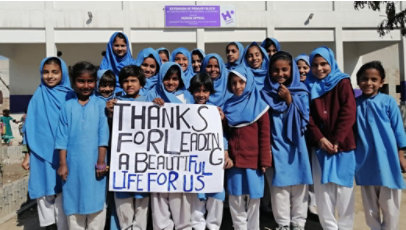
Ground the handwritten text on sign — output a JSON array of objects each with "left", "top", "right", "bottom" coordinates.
[{"left": 109, "top": 102, "right": 224, "bottom": 193}]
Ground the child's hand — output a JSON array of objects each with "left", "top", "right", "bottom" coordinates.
[
  {"left": 21, "top": 153, "right": 30, "bottom": 170},
  {"left": 399, "top": 149, "right": 406, "bottom": 173},
  {"left": 106, "top": 99, "right": 118, "bottom": 116},
  {"left": 58, "top": 164, "right": 69, "bottom": 181},
  {"left": 217, "top": 107, "right": 225, "bottom": 121},
  {"left": 319, "top": 137, "right": 336, "bottom": 154},
  {"left": 223, "top": 151, "right": 233, "bottom": 169},
  {"left": 261, "top": 167, "right": 268, "bottom": 173},
  {"left": 153, "top": 98, "right": 165, "bottom": 106},
  {"left": 278, "top": 85, "right": 292, "bottom": 105},
  {"left": 95, "top": 162, "right": 108, "bottom": 178}
]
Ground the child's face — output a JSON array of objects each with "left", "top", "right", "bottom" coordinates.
[
  {"left": 246, "top": 46, "right": 263, "bottom": 69},
  {"left": 192, "top": 54, "right": 202, "bottom": 73},
  {"left": 266, "top": 44, "right": 278, "bottom": 58},
  {"left": 193, "top": 85, "right": 210, "bottom": 104},
  {"left": 74, "top": 73, "right": 96, "bottom": 98},
  {"left": 297, "top": 60, "right": 310, "bottom": 82},
  {"left": 122, "top": 76, "right": 143, "bottom": 97},
  {"left": 42, "top": 63, "right": 62, "bottom": 87},
  {"left": 357, "top": 68, "right": 384, "bottom": 97},
  {"left": 230, "top": 74, "right": 246, "bottom": 96},
  {"left": 112, "top": 37, "right": 127, "bottom": 57},
  {"left": 174, "top": 53, "right": 189, "bottom": 72},
  {"left": 141, "top": 57, "right": 157, "bottom": 78},
  {"left": 311, "top": 56, "right": 331, "bottom": 80},
  {"left": 226, "top": 44, "right": 239, "bottom": 64},
  {"left": 159, "top": 52, "right": 169, "bottom": 63},
  {"left": 205, "top": 58, "right": 220, "bottom": 79},
  {"left": 98, "top": 84, "right": 115, "bottom": 98},
  {"left": 163, "top": 73, "right": 180, "bottom": 92},
  {"left": 271, "top": 59, "right": 291, "bottom": 85}
]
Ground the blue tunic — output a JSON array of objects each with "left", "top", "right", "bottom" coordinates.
[
  {"left": 355, "top": 93, "right": 406, "bottom": 189},
  {"left": 270, "top": 93, "right": 313, "bottom": 187},
  {"left": 226, "top": 168, "right": 264, "bottom": 199},
  {"left": 55, "top": 95, "right": 110, "bottom": 215}
]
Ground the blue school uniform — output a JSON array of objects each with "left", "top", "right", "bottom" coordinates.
[
  {"left": 25, "top": 57, "right": 72, "bottom": 199},
  {"left": 355, "top": 93, "right": 406, "bottom": 189},
  {"left": 226, "top": 42, "right": 245, "bottom": 70},
  {"left": 100, "top": 32, "right": 135, "bottom": 93},
  {"left": 146, "top": 62, "right": 194, "bottom": 104},
  {"left": 171, "top": 47, "right": 194, "bottom": 88},
  {"left": 201, "top": 53, "right": 232, "bottom": 108},
  {"left": 55, "top": 94, "right": 110, "bottom": 215},
  {"left": 306, "top": 46, "right": 356, "bottom": 187},
  {"left": 243, "top": 42, "right": 270, "bottom": 90},
  {"left": 261, "top": 54, "right": 312, "bottom": 187},
  {"left": 224, "top": 66, "right": 269, "bottom": 199},
  {"left": 134, "top": 48, "right": 162, "bottom": 96}
]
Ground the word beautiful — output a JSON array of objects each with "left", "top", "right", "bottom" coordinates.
[{"left": 109, "top": 102, "right": 224, "bottom": 193}]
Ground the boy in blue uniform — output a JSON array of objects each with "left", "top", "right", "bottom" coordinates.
[
  {"left": 355, "top": 61, "right": 406, "bottom": 230},
  {"left": 56, "top": 61, "right": 109, "bottom": 229}
]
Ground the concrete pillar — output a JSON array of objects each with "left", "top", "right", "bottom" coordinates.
[
  {"left": 196, "top": 28, "right": 205, "bottom": 51},
  {"left": 265, "top": 1, "right": 275, "bottom": 38},
  {"left": 45, "top": 2, "right": 56, "bottom": 57},
  {"left": 334, "top": 27, "right": 344, "bottom": 71},
  {"left": 122, "top": 1, "right": 132, "bottom": 52}
]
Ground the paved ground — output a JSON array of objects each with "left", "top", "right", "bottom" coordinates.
[{"left": 1, "top": 183, "right": 406, "bottom": 230}]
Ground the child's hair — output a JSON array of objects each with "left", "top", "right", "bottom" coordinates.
[
  {"left": 2, "top": 109, "right": 10, "bottom": 116},
  {"left": 114, "top": 32, "right": 127, "bottom": 43},
  {"left": 118, "top": 65, "right": 146, "bottom": 87},
  {"left": 164, "top": 65, "right": 184, "bottom": 89},
  {"left": 191, "top": 50, "right": 204, "bottom": 61},
  {"left": 43, "top": 57, "right": 61, "bottom": 68},
  {"left": 269, "top": 51, "right": 292, "bottom": 69},
  {"left": 356, "top": 60, "right": 386, "bottom": 83},
  {"left": 188, "top": 73, "right": 215, "bottom": 94},
  {"left": 70, "top": 61, "right": 97, "bottom": 83},
  {"left": 99, "top": 70, "right": 116, "bottom": 87},
  {"left": 262, "top": 38, "right": 277, "bottom": 50},
  {"left": 158, "top": 49, "right": 170, "bottom": 60}
]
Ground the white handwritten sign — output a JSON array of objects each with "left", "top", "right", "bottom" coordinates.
[{"left": 109, "top": 101, "right": 224, "bottom": 193}]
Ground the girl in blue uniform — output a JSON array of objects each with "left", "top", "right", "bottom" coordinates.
[
  {"left": 147, "top": 62, "right": 194, "bottom": 230},
  {"left": 225, "top": 42, "right": 244, "bottom": 70},
  {"left": 156, "top": 47, "right": 171, "bottom": 64},
  {"left": 261, "top": 37, "right": 281, "bottom": 59},
  {"left": 134, "top": 47, "right": 162, "bottom": 96},
  {"left": 22, "top": 57, "right": 71, "bottom": 230},
  {"left": 355, "top": 61, "right": 406, "bottom": 230},
  {"left": 96, "top": 69, "right": 116, "bottom": 101},
  {"left": 191, "top": 48, "right": 205, "bottom": 73},
  {"left": 100, "top": 32, "right": 135, "bottom": 94},
  {"left": 261, "top": 51, "right": 312, "bottom": 230},
  {"left": 243, "top": 42, "right": 269, "bottom": 90},
  {"left": 171, "top": 47, "right": 195, "bottom": 89},
  {"left": 56, "top": 61, "right": 109, "bottom": 229},
  {"left": 106, "top": 65, "right": 149, "bottom": 230},
  {"left": 294, "top": 54, "right": 310, "bottom": 82}
]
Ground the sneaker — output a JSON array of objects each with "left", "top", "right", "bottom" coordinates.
[{"left": 290, "top": 224, "right": 305, "bottom": 230}]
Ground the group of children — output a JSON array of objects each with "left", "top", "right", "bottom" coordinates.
[{"left": 20, "top": 31, "right": 406, "bottom": 230}]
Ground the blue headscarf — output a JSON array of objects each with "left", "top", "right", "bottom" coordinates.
[
  {"left": 261, "top": 51, "right": 309, "bottom": 144},
  {"left": 243, "top": 42, "right": 270, "bottom": 89},
  {"left": 25, "top": 57, "right": 72, "bottom": 165},
  {"left": 96, "top": 69, "right": 116, "bottom": 101},
  {"left": 261, "top": 37, "right": 281, "bottom": 52},
  {"left": 156, "top": 47, "right": 172, "bottom": 62},
  {"left": 191, "top": 48, "right": 206, "bottom": 73},
  {"left": 146, "top": 62, "right": 193, "bottom": 104},
  {"left": 294, "top": 54, "right": 310, "bottom": 67},
  {"left": 201, "top": 53, "right": 231, "bottom": 108},
  {"left": 224, "top": 65, "right": 269, "bottom": 127},
  {"left": 306, "top": 46, "right": 349, "bottom": 100},
  {"left": 226, "top": 41, "right": 245, "bottom": 70},
  {"left": 171, "top": 47, "right": 194, "bottom": 88},
  {"left": 134, "top": 48, "right": 162, "bottom": 96},
  {"left": 99, "top": 32, "right": 135, "bottom": 90}
]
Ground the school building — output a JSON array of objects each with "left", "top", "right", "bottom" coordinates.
[{"left": 0, "top": 1, "right": 406, "bottom": 113}]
